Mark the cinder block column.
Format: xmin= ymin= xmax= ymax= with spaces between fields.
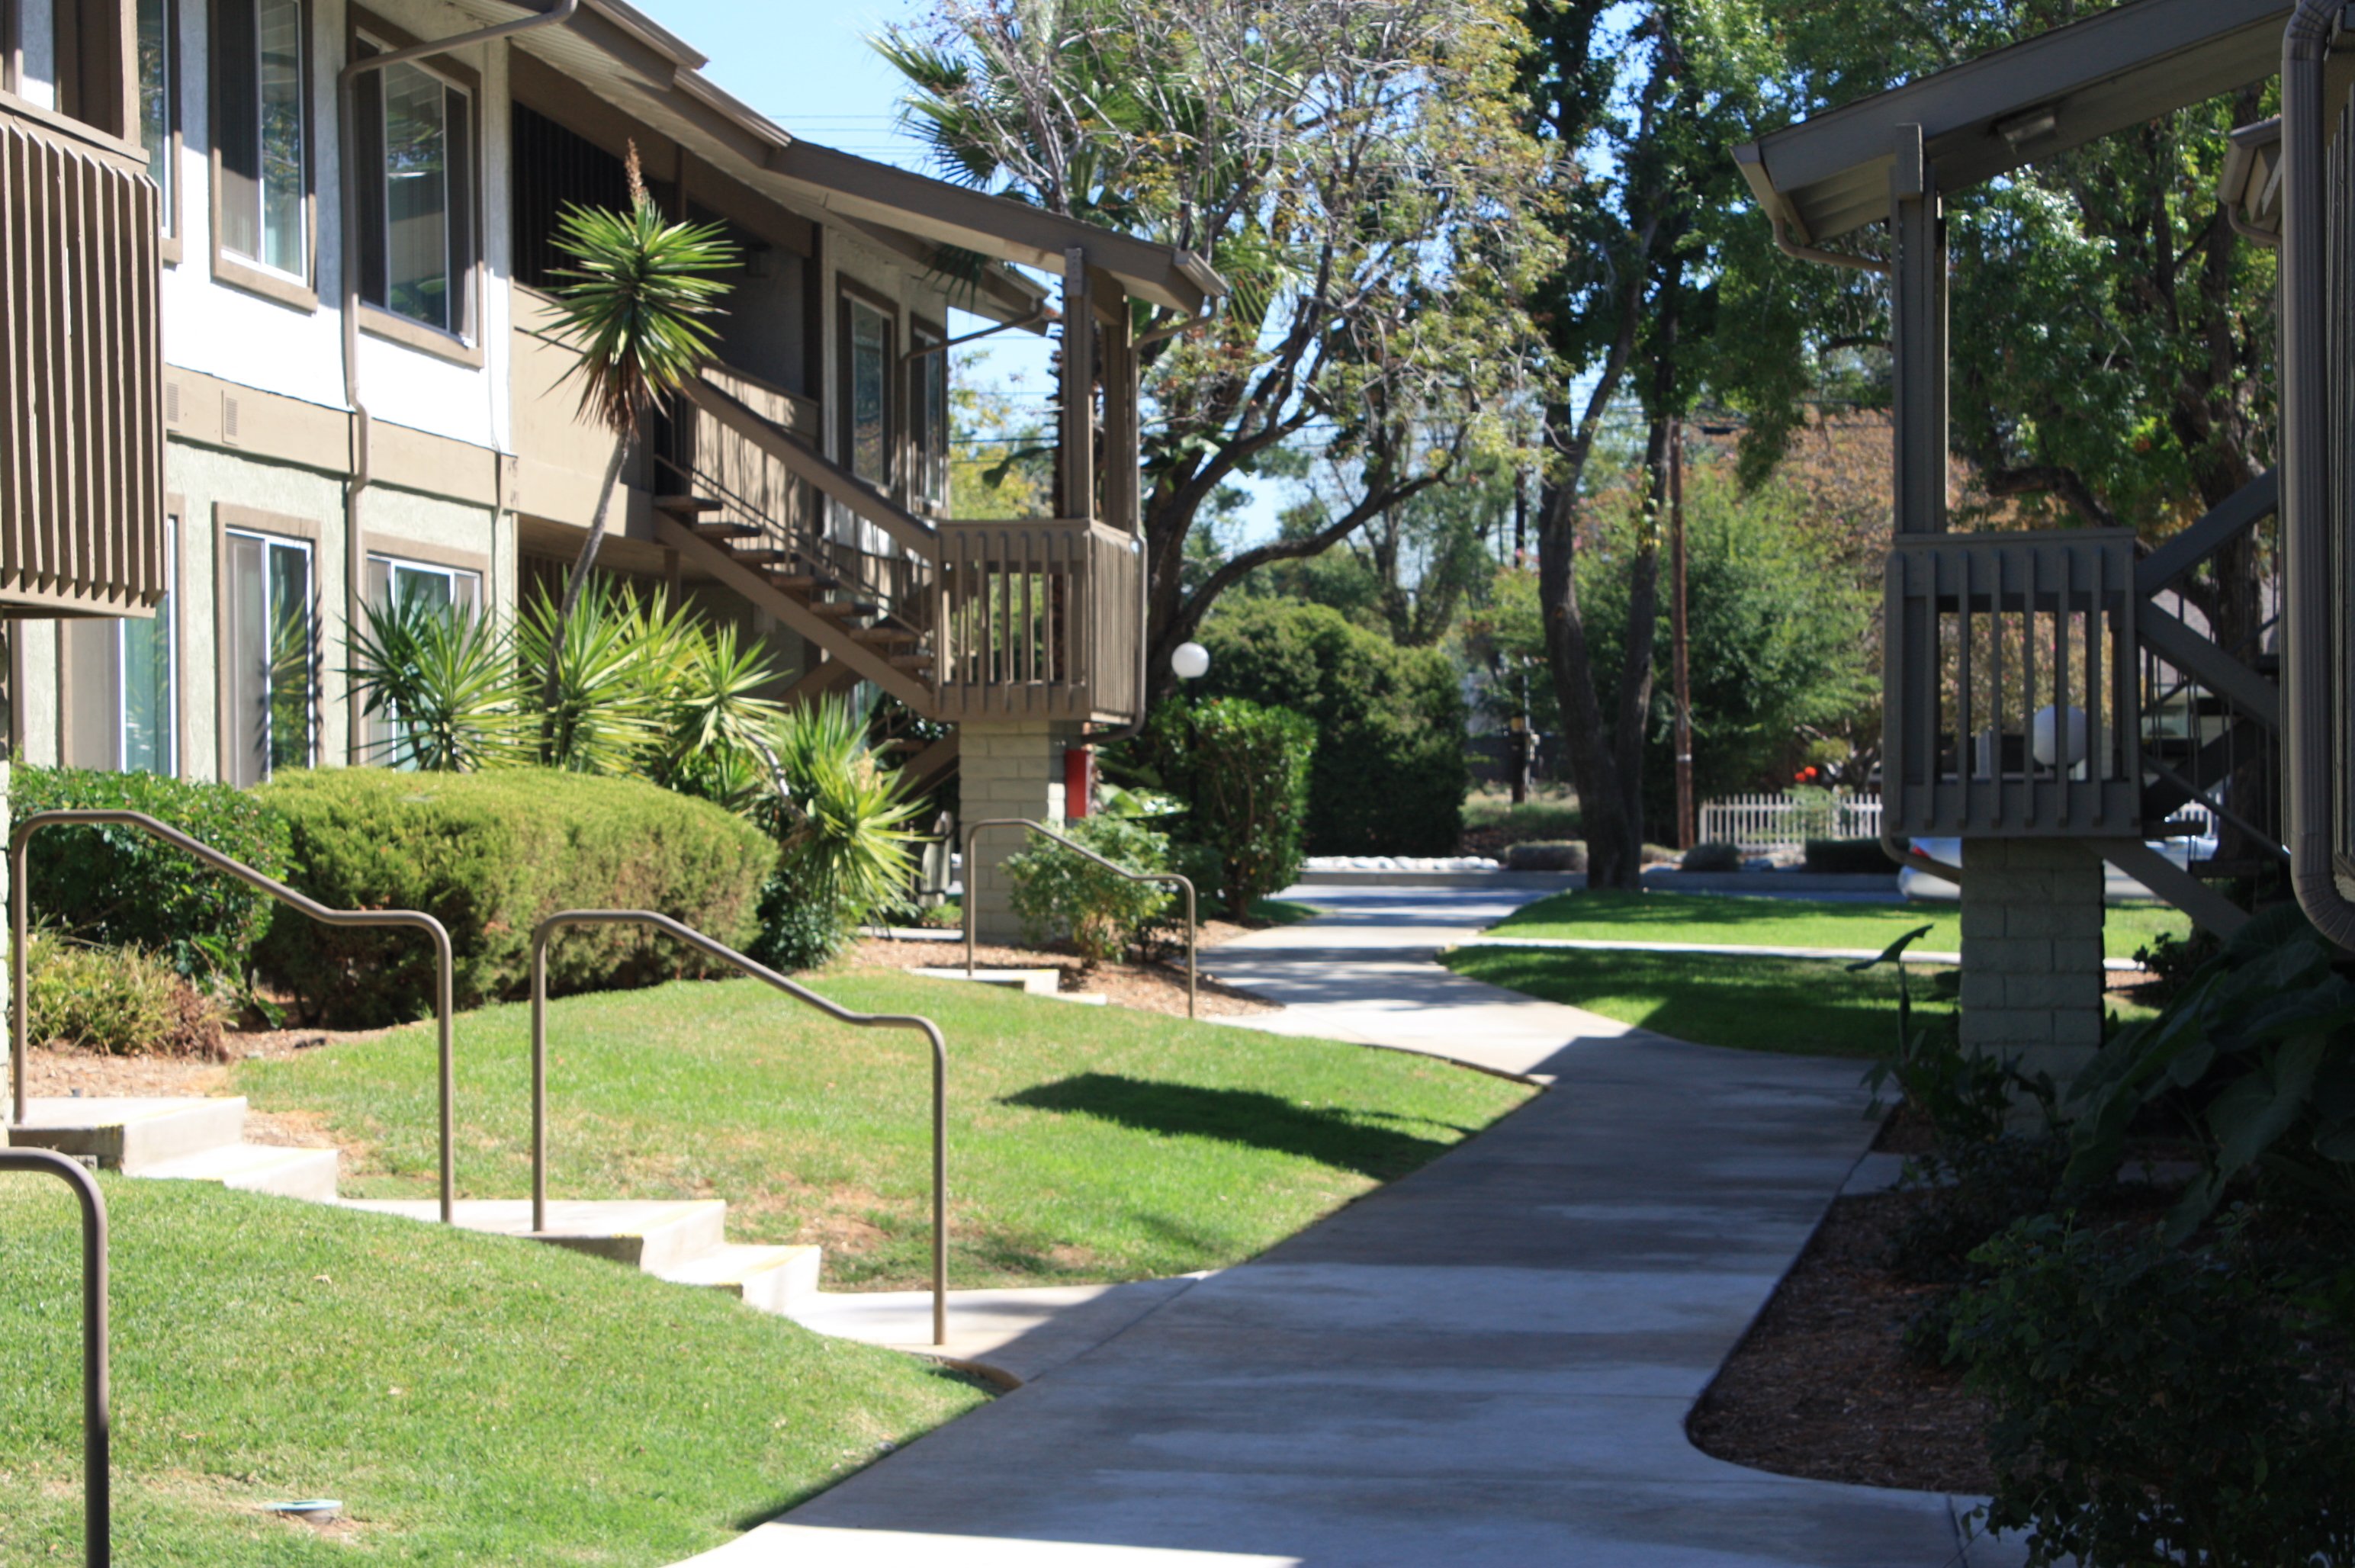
xmin=959 ymin=721 xmax=1079 ymax=945
xmin=1958 ymin=837 xmax=2107 ymax=1088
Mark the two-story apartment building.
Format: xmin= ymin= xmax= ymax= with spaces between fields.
xmin=2 ymin=0 xmax=1220 ymax=938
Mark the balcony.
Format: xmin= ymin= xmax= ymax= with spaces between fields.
xmin=0 ymin=93 xmax=165 ymax=617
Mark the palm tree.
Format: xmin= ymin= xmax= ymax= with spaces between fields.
xmin=538 ymin=142 xmax=737 ymax=692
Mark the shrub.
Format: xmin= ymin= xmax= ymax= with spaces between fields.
xmin=1503 ymin=840 xmax=1585 ymax=872
xmin=24 ymin=934 xmax=229 ymax=1059
xmin=1679 ymin=840 xmax=1743 ymax=872
xmin=8 ymin=764 xmax=293 ymax=978
xmin=1141 ymin=696 xmax=1314 ymax=913
xmin=748 ymin=697 xmax=924 ymax=971
xmin=1943 ymin=1213 xmax=2355 ymax=1567
xmin=1004 ymin=815 xmax=1174 ymax=965
xmin=1190 ymin=599 xmax=1466 ymax=856
xmin=255 ymin=768 xmax=770 ymax=1026
xmin=1803 ymin=837 xmax=1894 ymax=876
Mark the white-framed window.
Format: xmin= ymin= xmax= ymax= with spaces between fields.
xmin=121 ymin=516 xmax=178 ymax=773
xmin=214 ymin=0 xmax=309 ymax=281
xmin=223 ymin=528 xmax=313 ymax=786
xmin=365 ymin=553 xmax=482 ymax=768
xmin=841 ymin=293 xmax=894 ymax=490
xmin=137 ymin=0 xmax=177 ymax=236
xmin=355 ymin=34 xmax=474 ymax=338
xmin=910 ymin=321 xmax=949 ymax=511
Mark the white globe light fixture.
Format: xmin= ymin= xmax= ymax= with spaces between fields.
xmin=1171 ymin=641 xmax=1211 ymax=681
xmin=2031 ymin=703 xmax=2089 ymax=770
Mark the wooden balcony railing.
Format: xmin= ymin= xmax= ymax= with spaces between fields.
xmin=934 ymin=519 xmax=1140 ymax=724
xmin=1 ymin=94 xmax=165 ymax=616
xmin=1884 ymin=530 xmax=2144 ymax=837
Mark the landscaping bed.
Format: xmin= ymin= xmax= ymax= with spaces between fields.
xmin=0 ymin=1177 xmax=986 ymax=1563
xmin=853 ymin=936 xmax=1278 ymax=1017
xmin=236 ymin=973 xmax=1531 ymax=1290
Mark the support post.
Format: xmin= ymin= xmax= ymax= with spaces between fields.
xmin=1670 ymin=420 xmax=1695 ymax=850
xmin=1060 ymin=249 xmax=1096 ymax=522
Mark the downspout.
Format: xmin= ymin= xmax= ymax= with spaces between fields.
xmin=2278 ymin=0 xmax=2355 ymax=948
xmin=336 ymin=0 xmax=582 ymax=760
xmin=1772 ymin=216 xmax=1891 ymax=277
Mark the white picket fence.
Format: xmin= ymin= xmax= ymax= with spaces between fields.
xmin=1698 ymin=792 xmax=1884 ymax=853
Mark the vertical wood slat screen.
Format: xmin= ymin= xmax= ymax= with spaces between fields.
xmin=1 ymin=102 xmax=164 ymax=615
xmin=932 ymin=519 xmax=1141 ymax=725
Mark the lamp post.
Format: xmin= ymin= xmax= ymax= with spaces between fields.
xmin=1171 ymin=642 xmax=1210 ymax=682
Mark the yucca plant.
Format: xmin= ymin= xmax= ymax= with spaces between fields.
xmin=347 ymin=596 xmax=527 ymax=773
xmin=538 ymin=141 xmax=737 ymax=680
xmin=752 ymin=696 xmax=927 ymax=969
xmin=514 ymin=580 xmax=664 ymax=774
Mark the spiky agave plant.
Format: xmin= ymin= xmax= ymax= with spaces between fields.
xmin=346 ymin=595 xmax=527 ymax=773
xmin=539 ymin=141 xmax=737 ymax=670
xmin=753 ymin=696 xmax=927 ymax=968
xmin=514 ymin=580 xmax=664 ymax=775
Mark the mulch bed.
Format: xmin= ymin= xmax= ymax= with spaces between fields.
xmin=847 ymin=935 xmax=1278 ymax=1019
xmin=1687 ymin=1189 xmax=1997 ymax=1494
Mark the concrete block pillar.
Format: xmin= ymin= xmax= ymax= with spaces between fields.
xmin=1958 ymin=837 xmax=2107 ymax=1088
xmin=959 ymin=720 xmax=1081 ymax=945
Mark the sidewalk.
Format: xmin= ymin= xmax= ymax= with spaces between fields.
xmin=689 ymin=885 xmax=2012 ymax=1566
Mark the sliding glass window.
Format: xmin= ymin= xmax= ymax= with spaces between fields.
xmin=214 ymin=0 xmax=308 ymax=279
xmin=137 ymin=0 xmax=175 ymax=233
xmin=363 ymin=554 xmax=482 ymax=768
xmin=355 ymin=36 xmax=474 ymax=337
xmin=122 ymin=517 xmax=178 ymax=774
xmin=223 ymin=529 xmax=313 ymax=787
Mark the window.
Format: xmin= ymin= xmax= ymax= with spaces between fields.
xmin=355 ymin=34 xmax=474 ymax=339
xmin=52 ymin=0 xmax=132 ymax=135
xmin=364 ymin=553 xmax=481 ymax=767
xmin=137 ymin=0 xmax=175 ymax=239
xmin=222 ymin=528 xmax=312 ymax=787
xmin=910 ymin=321 xmax=949 ymax=510
xmin=213 ymin=0 xmax=309 ymax=285
xmin=62 ymin=516 xmax=178 ymax=774
xmin=840 ymin=293 xmax=894 ymax=490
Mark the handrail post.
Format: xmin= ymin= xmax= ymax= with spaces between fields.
xmin=529 ymin=911 xmax=949 ymax=1345
xmin=962 ymin=817 xmax=1196 ymax=1018
xmin=2 ymin=1148 xmax=110 ymax=1568
xmin=8 ymin=811 xmax=458 ymax=1221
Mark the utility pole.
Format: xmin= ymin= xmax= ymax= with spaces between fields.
xmin=1670 ymin=419 xmax=1695 ymax=850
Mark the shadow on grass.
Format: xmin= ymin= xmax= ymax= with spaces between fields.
xmin=1493 ymin=890 xmax=1896 ymax=933
xmin=1001 ymin=1073 xmax=1455 ymax=1180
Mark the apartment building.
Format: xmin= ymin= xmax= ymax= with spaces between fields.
xmin=2 ymin=2 xmax=1219 ymax=934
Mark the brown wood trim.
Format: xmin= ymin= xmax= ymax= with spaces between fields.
xmin=359 ymin=302 xmax=486 ymax=366
xmin=2 ymin=0 xmax=18 ymax=96
xmin=348 ymin=4 xmax=485 ymax=349
xmin=362 ymin=533 xmax=488 ymax=577
xmin=216 ymin=501 xmax=320 ymax=542
xmin=0 ymin=83 xmax=146 ymax=169
xmin=153 ymin=0 xmax=183 ymax=263
xmin=166 ymin=493 xmax=189 ymax=776
xmin=837 ymin=273 xmax=898 ymax=316
xmin=206 ymin=0 xmax=319 ymax=309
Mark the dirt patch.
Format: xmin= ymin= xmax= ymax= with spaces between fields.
xmin=22 ymin=1029 xmax=393 ymax=1158
xmin=1688 ymin=1190 xmax=1994 ymax=1494
xmin=848 ymin=937 xmax=1279 ymax=1018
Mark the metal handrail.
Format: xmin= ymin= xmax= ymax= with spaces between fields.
xmin=528 ymin=910 xmax=951 ymax=1346
xmin=1 ymin=1147 xmax=110 ymax=1566
xmin=962 ymin=818 xmax=1197 ymax=1017
xmin=9 ymin=810 xmax=461 ymax=1223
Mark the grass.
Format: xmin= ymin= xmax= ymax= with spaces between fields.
xmin=238 ymin=973 xmax=1531 ymax=1291
xmin=1485 ymin=889 xmax=2190 ymax=962
xmin=0 ymin=1176 xmax=987 ymax=1564
xmin=1245 ymin=897 xmax=1323 ymax=925
xmin=1444 ymin=946 xmax=2160 ymax=1058
xmin=1462 ymin=789 xmax=1582 ymax=842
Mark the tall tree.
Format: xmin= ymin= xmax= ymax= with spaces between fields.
xmin=879 ymin=0 xmax=1555 ymax=696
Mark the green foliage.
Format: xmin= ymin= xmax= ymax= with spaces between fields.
xmin=1679 ymin=841 xmax=1743 ymax=872
xmin=1502 ymin=840 xmax=1586 ymax=872
xmin=1005 ymin=815 xmax=1174 ymax=966
xmin=1942 ymin=1214 xmax=2355 ymax=1568
xmin=8 ymin=763 xmax=292 ymax=978
xmin=1855 ymin=924 xmax=2055 ymax=1148
xmin=515 ymin=580 xmax=667 ymax=775
xmin=2067 ymin=905 xmax=2355 ymax=1242
xmin=1803 ymin=837 xmax=1894 ymax=876
xmin=346 ymin=594 xmax=528 ymax=773
xmin=1189 ymin=599 xmax=1466 ymax=856
xmin=542 ymin=159 xmax=737 ymax=437
xmin=23 ymin=933 xmax=230 ymax=1059
xmin=1142 ymin=696 xmax=1315 ymax=914
xmin=254 ymin=768 xmax=770 ymax=1027
xmin=1886 ymin=1136 xmax=2068 ymax=1288
xmin=750 ymin=697 xmax=924 ymax=972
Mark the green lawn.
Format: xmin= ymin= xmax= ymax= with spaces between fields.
xmin=239 ymin=973 xmax=1531 ymax=1291
xmin=0 ymin=1176 xmax=985 ymax=1564
xmin=1486 ymin=889 xmax=2188 ymax=962
xmin=1444 ymin=946 xmax=2161 ymax=1059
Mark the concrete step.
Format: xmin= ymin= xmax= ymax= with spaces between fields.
xmin=10 ymin=1097 xmax=248 ymax=1173
xmin=142 ymin=1142 xmax=341 ymax=1202
xmin=657 ymin=1242 xmax=823 ymax=1313
xmin=336 ymin=1197 xmax=730 ymax=1274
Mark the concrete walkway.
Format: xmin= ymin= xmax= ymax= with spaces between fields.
xmin=688 ymin=884 xmax=2010 ymax=1566
xmin=1452 ymin=932 xmax=2148 ymax=973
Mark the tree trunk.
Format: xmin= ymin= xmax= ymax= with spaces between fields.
xmin=541 ymin=425 xmax=638 ymax=741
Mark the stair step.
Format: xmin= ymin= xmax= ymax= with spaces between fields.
xmin=655 ymin=1242 xmax=823 ymax=1313
xmin=10 ymin=1096 xmax=247 ymax=1173
xmin=732 ymin=548 xmax=794 ymax=566
xmin=692 ymin=521 xmax=761 ymax=541
xmin=852 ymin=625 xmax=920 ymax=646
xmin=891 ymin=654 xmax=936 ymax=672
xmin=336 ymin=1198 xmax=730 ymax=1274
xmin=655 ymin=496 xmax=725 ymax=516
xmin=768 ymin=574 xmax=820 ymax=593
xmin=809 ymin=600 xmax=869 ymax=619
xmin=142 ymin=1142 xmax=340 ymax=1202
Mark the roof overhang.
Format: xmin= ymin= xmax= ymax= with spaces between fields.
xmin=1736 ymin=0 xmax=2292 ymax=243
xmin=448 ymin=0 xmax=1225 ymax=317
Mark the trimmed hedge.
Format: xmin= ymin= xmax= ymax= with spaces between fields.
xmin=1142 ymin=696 xmax=1316 ymax=914
xmin=255 ymin=769 xmax=771 ymax=1027
xmin=8 ymin=764 xmax=293 ymax=977
xmin=1804 ymin=837 xmax=1898 ymax=876
xmin=1193 ymin=600 xmax=1467 ymax=856
xmin=1503 ymin=840 xmax=1585 ymax=872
